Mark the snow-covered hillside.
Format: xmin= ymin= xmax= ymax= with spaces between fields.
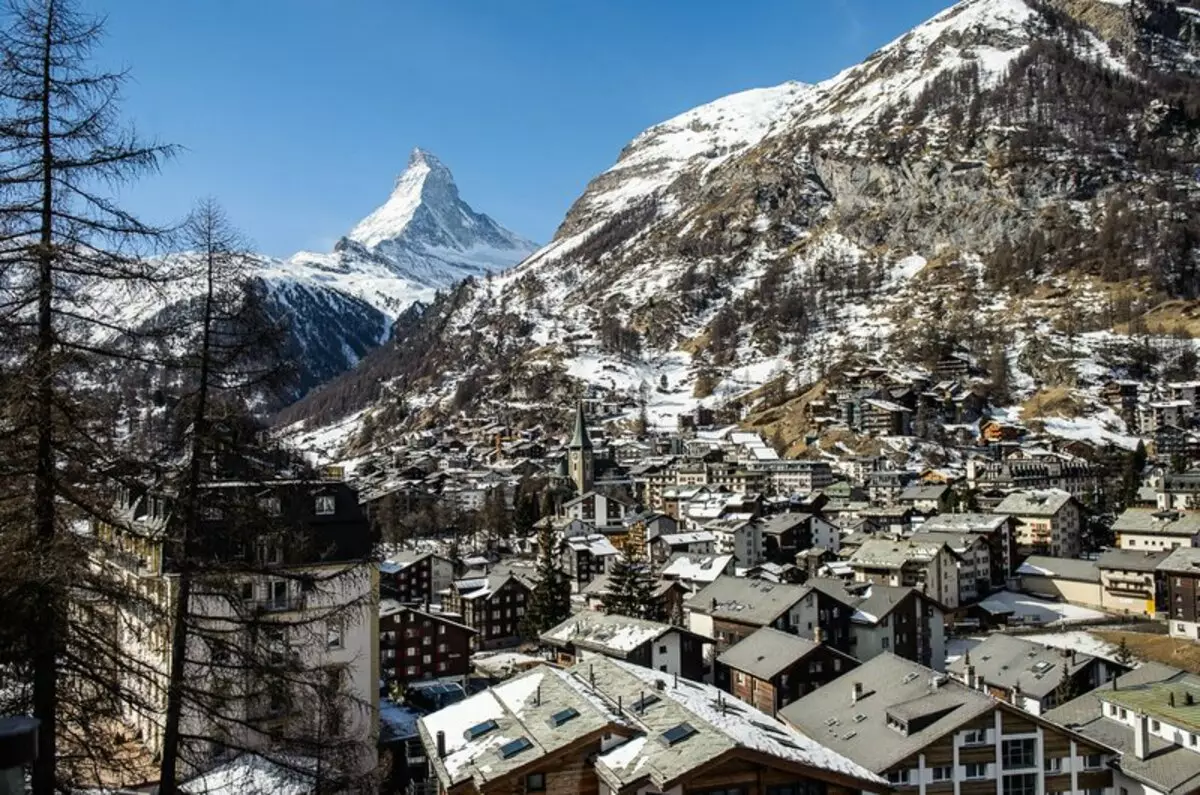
xmin=281 ymin=0 xmax=1200 ymax=455
xmin=112 ymin=149 xmax=538 ymax=400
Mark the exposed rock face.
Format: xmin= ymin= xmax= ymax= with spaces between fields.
xmin=282 ymin=0 xmax=1200 ymax=451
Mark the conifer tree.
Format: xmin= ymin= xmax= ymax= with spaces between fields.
xmin=520 ymin=523 xmax=570 ymax=638
xmin=601 ymin=526 xmax=659 ymax=621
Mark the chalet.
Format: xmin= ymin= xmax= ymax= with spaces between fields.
xmin=1096 ymin=548 xmax=1167 ymax=616
xmin=848 ymin=397 xmax=913 ymax=436
xmin=717 ymin=627 xmax=860 ymax=716
xmin=908 ymin=530 xmax=991 ymax=605
xmin=703 ymin=515 xmax=760 ymax=564
xmin=647 ymin=530 xmax=715 ymax=567
xmin=540 ymin=612 xmax=708 ymax=682
xmin=381 ymin=550 xmax=456 ymax=606
xmin=1113 ymin=508 xmax=1200 ymax=551
xmin=563 ymin=534 xmax=620 ymax=590
xmin=919 ymin=512 xmax=1018 ymax=584
xmin=659 ymin=552 xmax=735 ymax=594
xmin=417 ymin=656 xmax=888 ymax=795
xmin=685 ymin=576 xmax=855 ymax=655
xmin=440 ymin=571 xmax=533 ymax=650
xmin=745 ymin=561 xmax=808 ymax=584
xmin=755 ymin=512 xmax=841 ymax=562
xmin=1153 ymin=471 xmax=1200 ymax=511
xmin=847 ymin=538 xmax=962 ymax=609
xmin=562 ymin=490 xmax=636 ymax=528
xmin=1158 ymin=547 xmax=1200 ymax=640
xmin=896 ymin=484 xmax=952 ymax=514
xmin=1045 ymin=664 xmax=1200 ymax=795
xmin=857 ymin=506 xmax=916 ymax=536
xmin=813 ymin=579 xmax=948 ymax=671
xmin=1015 ymin=555 xmax=1103 ymax=609
xmin=992 ymin=489 xmax=1083 ymax=559
xmin=379 ymin=600 xmax=475 ymax=686
xmin=781 ymin=653 xmax=1116 ymax=795
xmin=979 ymin=419 xmax=1026 ymax=444
xmin=946 ymin=634 xmax=1122 ymax=716
xmin=1155 ymin=425 xmax=1200 ymax=462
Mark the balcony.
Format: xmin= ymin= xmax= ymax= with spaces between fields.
xmin=254 ymin=594 xmax=306 ymax=614
xmin=102 ymin=545 xmax=154 ymax=576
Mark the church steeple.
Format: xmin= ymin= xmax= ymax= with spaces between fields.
xmin=568 ymin=400 xmax=592 ymax=451
xmin=567 ymin=400 xmax=594 ymax=494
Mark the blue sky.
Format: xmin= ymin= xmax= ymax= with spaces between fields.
xmin=97 ymin=0 xmax=951 ymax=257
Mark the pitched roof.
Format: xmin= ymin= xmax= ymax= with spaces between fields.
xmin=685 ymin=576 xmax=811 ymax=627
xmin=584 ymin=657 xmax=885 ymax=792
xmin=1114 ymin=509 xmax=1200 ymax=538
xmin=779 ymin=653 xmax=994 ymax=773
xmin=568 ymin=401 xmax=592 ymax=450
xmin=993 ymin=489 xmax=1074 ymax=517
xmin=540 ymin=613 xmax=687 ymax=658
xmin=1044 ymin=664 xmax=1200 ymax=795
xmin=1016 ymin=555 xmax=1100 ymax=583
xmin=849 ymin=539 xmax=948 ymax=570
xmin=897 ymin=485 xmax=948 ymax=501
xmin=946 ymin=634 xmax=1093 ymax=699
xmin=1157 ymin=546 xmax=1200 ymax=574
xmin=918 ymin=512 xmax=1009 ymax=534
xmin=418 ymin=665 xmax=629 ymax=790
xmin=661 ymin=553 xmax=734 ymax=583
xmin=717 ymin=627 xmax=849 ymax=681
xmin=1096 ymin=548 xmax=1172 ymax=573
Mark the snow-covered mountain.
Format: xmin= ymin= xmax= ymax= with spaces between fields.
xmin=115 ymin=150 xmax=538 ymax=400
xmin=280 ymin=0 xmax=1200 ymax=454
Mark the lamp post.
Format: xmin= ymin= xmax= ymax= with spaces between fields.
xmin=0 ymin=717 xmax=39 ymax=795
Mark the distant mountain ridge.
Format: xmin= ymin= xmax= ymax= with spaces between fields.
xmin=279 ymin=0 xmax=1200 ymax=457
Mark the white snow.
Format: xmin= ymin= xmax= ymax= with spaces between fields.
xmin=978 ymin=590 xmax=1109 ymax=625
xmin=1025 ymin=631 xmax=1125 ymax=664
xmin=180 ymin=754 xmax=316 ymax=795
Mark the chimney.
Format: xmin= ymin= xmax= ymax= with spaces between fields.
xmin=536 ymin=684 xmax=541 ymax=707
xmin=966 ymin=662 xmax=977 ymax=690
xmin=1012 ymin=681 xmax=1022 ymax=705
xmin=1071 ymin=649 xmax=1077 ymax=665
xmin=851 ymin=681 xmax=864 ymax=705
xmin=673 ymin=672 xmax=679 ymax=689
xmin=1169 ymin=691 xmax=1176 ymax=708
xmin=712 ymin=597 xmax=718 ymax=611
xmin=436 ymin=730 xmax=446 ymax=759
xmin=1134 ymin=713 xmax=1149 ymax=761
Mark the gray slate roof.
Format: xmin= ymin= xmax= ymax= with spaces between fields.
xmin=1156 ymin=545 xmax=1200 ymax=574
xmin=717 ymin=627 xmax=827 ymax=681
xmin=1017 ymin=555 xmax=1101 ymax=583
xmin=1044 ymin=664 xmax=1200 ymax=795
xmin=849 ymin=538 xmax=947 ymax=570
xmin=1096 ymin=548 xmax=1172 ymax=573
xmin=946 ymin=634 xmax=1094 ymax=699
xmin=779 ymin=653 xmax=995 ymax=773
xmin=993 ymin=489 xmax=1074 ymax=517
xmin=685 ymin=576 xmax=811 ymax=626
xmin=1113 ymin=509 xmax=1200 ymax=538
xmin=918 ymin=512 xmax=1009 ymax=534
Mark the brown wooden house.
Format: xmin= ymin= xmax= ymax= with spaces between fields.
xmin=781 ymin=653 xmax=1115 ymax=795
xmin=418 ymin=656 xmax=887 ymax=795
xmin=717 ymin=627 xmax=860 ymax=716
xmin=380 ymin=601 xmax=476 ymax=686
xmin=380 ymin=550 xmax=456 ymax=606
xmin=441 ymin=571 xmax=533 ymax=650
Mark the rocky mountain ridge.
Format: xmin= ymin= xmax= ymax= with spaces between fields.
xmin=280 ymin=0 xmax=1200 ymax=457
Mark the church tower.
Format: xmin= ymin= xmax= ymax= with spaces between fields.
xmin=567 ymin=400 xmax=594 ymax=495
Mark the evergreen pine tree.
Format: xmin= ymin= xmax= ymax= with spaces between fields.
xmin=520 ymin=523 xmax=570 ymax=638
xmin=601 ymin=527 xmax=658 ymax=620
xmin=1114 ymin=636 xmax=1135 ymax=667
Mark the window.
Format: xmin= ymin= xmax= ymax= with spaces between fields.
xmin=268 ymin=580 xmax=288 ymax=610
xmin=423 ymin=654 xmax=432 ymax=664
xmin=497 ymin=737 xmax=533 ymax=759
xmin=549 ymin=707 xmax=579 ymax=727
xmin=808 ymin=661 xmax=823 ymax=674
xmin=1003 ymin=773 xmax=1036 ymax=795
xmin=465 ymin=719 xmax=498 ymax=740
xmin=405 ymin=646 xmax=417 ymax=656
xmin=833 ymin=659 xmax=842 ymax=672
xmin=315 ymin=495 xmax=336 ymax=515
xmin=1083 ymin=754 xmax=1103 ymax=770
xmin=1119 ymin=707 xmax=1128 ymax=719
xmin=962 ymin=729 xmax=987 ymax=746
xmin=241 ymin=582 xmax=254 ymax=601
xmin=261 ymin=496 xmax=281 ymax=516
xmin=930 ymin=766 xmax=951 ymax=782
xmin=659 ymin=645 xmax=668 ymax=654
xmin=526 ymin=773 xmax=545 ymax=792
xmin=881 ymin=637 xmax=890 ymax=650
xmin=964 ymin=763 xmax=987 ymax=780
xmin=661 ymin=723 xmax=697 ymax=746
xmin=1044 ymin=757 xmax=1062 ymax=773
xmin=1152 ymin=719 xmax=1161 ymax=731
xmin=1002 ymin=738 xmax=1036 ymax=770
xmin=327 ymin=627 xmax=343 ymax=650
xmin=438 ymin=625 xmax=446 ymax=635
xmin=886 ymin=770 xmax=909 ymax=785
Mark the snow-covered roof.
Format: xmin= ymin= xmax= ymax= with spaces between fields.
xmin=656 ymin=531 xmax=716 ymax=546
xmin=661 ymin=553 xmax=734 ymax=583
xmin=180 ymin=754 xmax=316 ymax=795
xmin=541 ymin=613 xmax=683 ymax=657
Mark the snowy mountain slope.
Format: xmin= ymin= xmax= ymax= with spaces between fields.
xmin=103 ymin=150 xmax=536 ymax=403
xmin=281 ymin=0 xmax=1200 ymax=453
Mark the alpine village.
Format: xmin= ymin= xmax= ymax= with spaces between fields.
xmin=5 ymin=0 xmax=1200 ymax=794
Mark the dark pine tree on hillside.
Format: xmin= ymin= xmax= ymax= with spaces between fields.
xmin=520 ymin=523 xmax=570 ymax=638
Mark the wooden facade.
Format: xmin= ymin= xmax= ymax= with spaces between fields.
xmin=380 ymin=606 xmax=474 ymax=685
xmin=442 ymin=576 xmax=533 ymax=650
xmin=725 ymin=646 xmax=860 ymax=717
